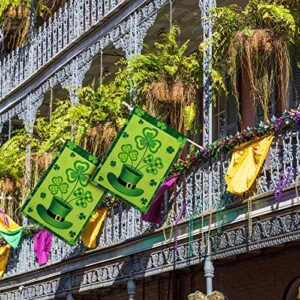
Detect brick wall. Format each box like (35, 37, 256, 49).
(77, 244, 300, 300)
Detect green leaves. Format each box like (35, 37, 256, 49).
(184, 104, 196, 132)
(258, 3, 296, 39)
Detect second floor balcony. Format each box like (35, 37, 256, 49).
(1, 117, 300, 282)
(0, 0, 299, 298)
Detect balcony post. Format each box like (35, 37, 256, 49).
(199, 0, 216, 294)
(29, 0, 35, 42)
(204, 240, 214, 294)
(199, 0, 215, 145)
(66, 293, 74, 300)
(127, 277, 136, 300)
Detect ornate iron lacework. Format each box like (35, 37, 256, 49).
(1, 128, 300, 278)
(0, 0, 169, 131)
(0, 0, 128, 100)
(1, 208, 300, 299)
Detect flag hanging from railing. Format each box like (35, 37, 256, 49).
(91, 107, 186, 213)
(21, 141, 105, 246)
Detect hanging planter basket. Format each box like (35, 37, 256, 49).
(5, 5, 30, 19)
(145, 79, 196, 104)
(233, 29, 275, 56)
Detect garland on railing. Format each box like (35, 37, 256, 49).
(1, 109, 299, 247)
(173, 109, 300, 174)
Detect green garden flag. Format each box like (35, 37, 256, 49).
(91, 107, 186, 213)
(21, 141, 105, 245)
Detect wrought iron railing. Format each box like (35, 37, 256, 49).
(4, 128, 300, 277)
(0, 0, 127, 100)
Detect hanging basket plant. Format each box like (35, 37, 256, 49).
(118, 26, 202, 133)
(211, 0, 298, 123)
(0, 0, 66, 51)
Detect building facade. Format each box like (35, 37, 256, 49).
(0, 0, 300, 299)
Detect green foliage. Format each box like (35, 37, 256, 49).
(0, 0, 29, 18)
(119, 26, 202, 103)
(0, 129, 33, 179)
(35, 83, 125, 154)
(0, 26, 202, 190)
(257, 3, 296, 40)
(209, 0, 299, 119)
(184, 104, 196, 132)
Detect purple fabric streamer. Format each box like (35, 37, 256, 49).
(274, 167, 295, 201)
(34, 229, 52, 266)
(0, 211, 9, 226)
(142, 176, 178, 224)
(175, 201, 188, 250)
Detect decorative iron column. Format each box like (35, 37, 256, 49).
(29, 0, 35, 42)
(199, 0, 216, 294)
(113, 11, 157, 59)
(18, 94, 39, 225)
(127, 277, 136, 300)
(204, 239, 214, 294)
(199, 0, 215, 145)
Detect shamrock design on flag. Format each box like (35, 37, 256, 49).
(91, 107, 187, 213)
(21, 141, 105, 246)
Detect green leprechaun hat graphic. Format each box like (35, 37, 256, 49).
(37, 196, 73, 229)
(107, 164, 144, 196)
(107, 127, 163, 197)
(37, 160, 94, 230)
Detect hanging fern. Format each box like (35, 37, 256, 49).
(118, 26, 202, 132)
(0, 0, 66, 51)
(209, 0, 299, 123)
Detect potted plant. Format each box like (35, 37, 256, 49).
(118, 26, 202, 133)
(210, 0, 298, 123)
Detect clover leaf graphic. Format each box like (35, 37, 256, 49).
(69, 231, 76, 238)
(72, 188, 94, 208)
(135, 108, 145, 117)
(166, 146, 175, 154)
(143, 154, 163, 175)
(157, 121, 167, 130)
(177, 136, 186, 147)
(135, 128, 162, 153)
(149, 179, 157, 187)
(88, 155, 98, 165)
(118, 144, 138, 163)
(140, 198, 148, 205)
(48, 176, 69, 197)
(67, 141, 76, 150)
(78, 213, 86, 220)
(66, 161, 90, 187)
(122, 132, 129, 139)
